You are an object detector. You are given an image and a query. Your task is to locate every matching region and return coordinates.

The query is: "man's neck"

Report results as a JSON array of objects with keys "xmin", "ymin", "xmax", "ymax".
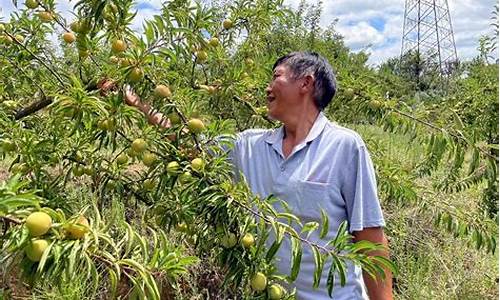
[{"xmin": 282, "ymin": 108, "xmax": 320, "ymax": 155}]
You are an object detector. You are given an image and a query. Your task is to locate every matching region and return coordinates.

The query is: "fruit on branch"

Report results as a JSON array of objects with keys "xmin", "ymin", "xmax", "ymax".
[
  {"xmin": 199, "ymin": 84, "xmax": 216, "ymax": 94},
  {"xmin": 111, "ymin": 39, "xmax": 127, "ymax": 52},
  {"xmin": 78, "ymin": 20, "xmax": 92, "ymax": 34},
  {"xmin": 104, "ymin": 118, "xmax": 116, "ymax": 130},
  {"xmin": 105, "ymin": 180, "xmax": 116, "ymax": 190},
  {"xmin": 176, "ymin": 222, "xmax": 188, "ymax": 232},
  {"xmin": 221, "ymin": 232, "xmax": 237, "ymax": 248},
  {"xmin": 142, "ymin": 152, "xmax": 157, "ymax": 167},
  {"xmin": 72, "ymin": 165, "xmax": 84, "ymax": 176},
  {"xmin": 195, "ymin": 50, "xmax": 208, "ymax": 63},
  {"xmin": 38, "ymin": 11, "xmax": 53, "ymax": 22},
  {"xmin": 62, "ymin": 32, "xmax": 76, "ymax": 44},
  {"xmin": 120, "ymin": 58, "xmax": 133, "ymax": 67},
  {"xmin": 82, "ymin": 165, "xmax": 94, "ymax": 176},
  {"xmin": 14, "ymin": 34, "xmax": 24, "ymax": 43},
  {"xmin": 70, "ymin": 21, "xmax": 81, "ymax": 33},
  {"xmin": 24, "ymin": 239, "xmax": 49, "ymax": 262},
  {"xmin": 154, "ymin": 84, "xmax": 172, "ymax": 98},
  {"xmin": 131, "ymin": 138, "xmax": 147, "ymax": 153},
  {"xmin": 72, "ymin": 153, "xmax": 82, "ymax": 162},
  {"xmin": 208, "ymin": 37, "xmax": 220, "ymax": 47},
  {"xmin": 78, "ymin": 49, "xmax": 90, "ymax": 58},
  {"xmin": 190, "ymin": 158, "xmax": 204, "ymax": 171},
  {"xmin": 250, "ymin": 272, "xmax": 267, "ymax": 291},
  {"xmin": 110, "ymin": 55, "xmax": 119, "ymax": 63},
  {"xmin": 166, "ymin": 161, "xmax": 180, "ymax": 175},
  {"xmin": 255, "ymin": 106, "xmax": 268, "ymax": 116},
  {"xmin": 344, "ymin": 88, "xmax": 355, "ymax": 99},
  {"xmin": 368, "ymin": 99, "xmax": 383, "ymax": 110},
  {"xmin": 25, "ymin": 0, "xmax": 39, "ymax": 9},
  {"xmin": 106, "ymin": 3, "xmax": 119, "ymax": 14},
  {"xmin": 128, "ymin": 67, "xmax": 144, "ymax": 82},
  {"xmin": 101, "ymin": 3, "xmax": 118, "ymax": 19},
  {"xmin": 268, "ymin": 284, "xmax": 284, "ymax": 299},
  {"xmin": 66, "ymin": 215, "xmax": 89, "ymax": 239},
  {"xmin": 97, "ymin": 120, "xmax": 107, "ymax": 130},
  {"xmin": 116, "ymin": 153, "xmax": 129, "ymax": 165},
  {"xmin": 179, "ymin": 171, "xmax": 192, "ymax": 183},
  {"xmin": 127, "ymin": 148, "xmax": 139, "ymax": 157},
  {"xmin": 143, "ymin": 179, "xmax": 156, "ymax": 191},
  {"xmin": 98, "ymin": 119, "xmax": 112, "ymax": 131},
  {"xmin": 168, "ymin": 112, "xmax": 181, "ymax": 125},
  {"xmin": 25, "ymin": 212, "xmax": 52, "ymax": 237},
  {"xmin": 2, "ymin": 139, "xmax": 15, "ymax": 152},
  {"xmin": 11, "ymin": 163, "xmax": 28, "ymax": 174},
  {"xmin": 1, "ymin": 35, "xmax": 13, "ymax": 44},
  {"xmin": 223, "ymin": 19, "xmax": 233, "ymax": 30},
  {"xmin": 241, "ymin": 233, "xmax": 255, "ymax": 248},
  {"xmin": 187, "ymin": 118, "xmax": 205, "ymax": 134}
]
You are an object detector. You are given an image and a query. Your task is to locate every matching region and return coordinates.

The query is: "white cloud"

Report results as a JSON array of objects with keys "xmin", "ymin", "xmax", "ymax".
[
  {"xmin": 284, "ymin": 0, "xmax": 497, "ymax": 65},
  {"xmin": 337, "ymin": 21, "xmax": 385, "ymax": 49},
  {"xmin": 2, "ymin": 0, "xmax": 497, "ymax": 66}
]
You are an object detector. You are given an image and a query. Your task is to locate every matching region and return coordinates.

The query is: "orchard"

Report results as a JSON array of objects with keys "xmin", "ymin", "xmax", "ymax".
[{"xmin": 0, "ymin": 1, "xmax": 498, "ymax": 299}]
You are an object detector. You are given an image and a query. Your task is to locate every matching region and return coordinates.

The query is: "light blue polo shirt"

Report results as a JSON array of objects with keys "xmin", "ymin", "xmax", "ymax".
[{"xmin": 228, "ymin": 112, "xmax": 385, "ymax": 299}]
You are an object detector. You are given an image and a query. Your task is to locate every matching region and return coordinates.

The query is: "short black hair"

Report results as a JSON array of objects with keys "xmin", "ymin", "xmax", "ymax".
[{"xmin": 273, "ymin": 51, "xmax": 337, "ymax": 110}]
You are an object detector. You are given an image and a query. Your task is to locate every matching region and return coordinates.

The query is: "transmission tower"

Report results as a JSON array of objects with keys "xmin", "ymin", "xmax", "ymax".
[{"xmin": 400, "ymin": 0, "xmax": 458, "ymax": 76}]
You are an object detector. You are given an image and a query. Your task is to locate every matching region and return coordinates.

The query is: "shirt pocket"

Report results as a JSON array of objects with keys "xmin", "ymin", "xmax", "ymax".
[{"xmin": 290, "ymin": 180, "xmax": 330, "ymax": 223}]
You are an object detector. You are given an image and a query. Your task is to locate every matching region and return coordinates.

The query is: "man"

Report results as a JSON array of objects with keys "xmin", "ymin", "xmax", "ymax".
[{"xmin": 125, "ymin": 51, "xmax": 392, "ymax": 299}]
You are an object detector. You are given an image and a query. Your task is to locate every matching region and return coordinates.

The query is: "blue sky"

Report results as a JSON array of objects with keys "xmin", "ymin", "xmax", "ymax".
[{"xmin": 0, "ymin": 0, "xmax": 497, "ymax": 66}]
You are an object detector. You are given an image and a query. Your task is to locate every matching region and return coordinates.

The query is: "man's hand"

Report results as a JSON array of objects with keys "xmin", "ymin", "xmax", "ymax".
[
  {"xmin": 123, "ymin": 84, "xmax": 142, "ymax": 108},
  {"xmin": 122, "ymin": 85, "xmax": 171, "ymax": 129}
]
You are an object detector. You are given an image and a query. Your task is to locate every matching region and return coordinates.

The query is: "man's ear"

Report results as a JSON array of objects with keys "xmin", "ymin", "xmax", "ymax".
[{"xmin": 300, "ymin": 74, "xmax": 315, "ymax": 92}]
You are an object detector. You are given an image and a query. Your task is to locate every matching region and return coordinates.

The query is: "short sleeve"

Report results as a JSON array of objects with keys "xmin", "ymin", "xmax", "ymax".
[{"xmin": 341, "ymin": 144, "xmax": 385, "ymax": 233}]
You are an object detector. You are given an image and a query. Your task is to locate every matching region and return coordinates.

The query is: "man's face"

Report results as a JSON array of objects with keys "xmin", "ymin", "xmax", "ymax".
[{"xmin": 265, "ymin": 64, "xmax": 302, "ymax": 121}]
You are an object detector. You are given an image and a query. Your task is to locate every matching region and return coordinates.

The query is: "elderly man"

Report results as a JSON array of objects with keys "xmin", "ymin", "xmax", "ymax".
[{"xmin": 125, "ymin": 51, "xmax": 392, "ymax": 299}]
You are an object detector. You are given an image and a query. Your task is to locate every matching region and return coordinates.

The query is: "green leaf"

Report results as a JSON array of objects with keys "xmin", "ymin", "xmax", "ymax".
[
  {"xmin": 290, "ymin": 237, "xmax": 302, "ymax": 281},
  {"xmin": 319, "ymin": 209, "xmax": 329, "ymax": 239},
  {"xmin": 277, "ymin": 212, "xmax": 302, "ymax": 224},
  {"xmin": 36, "ymin": 240, "xmax": 55, "ymax": 273},
  {"xmin": 326, "ymin": 259, "xmax": 337, "ymax": 297},
  {"xmin": 123, "ymin": 222, "xmax": 136, "ymax": 257},
  {"xmin": 67, "ymin": 240, "xmax": 80, "ymax": 277},
  {"xmin": 370, "ymin": 255, "xmax": 398, "ymax": 276},
  {"xmin": 119, "ymin": 258, "xmax": 147, "ymax": 274},
  {"xmin": 301, "ymin": 222, "xmax": 319, "ymax": 239},
  {"xmin": 331, "ymin": 255, "xmax": 347, "ymax": 287},
  {"xmin": 109, "ymin": 269, "xmax": 118, "ymax": 299},
  {"xmin": 328, "ymin": 221, "xmax": 350, "ymax": 249},
  {"xmin": 266, "ymin": 239, "xmax": 283, "ymax": 262},
  {"xmin": 311, "ymin": 245, "xmax": 324, "ymax": 289}
]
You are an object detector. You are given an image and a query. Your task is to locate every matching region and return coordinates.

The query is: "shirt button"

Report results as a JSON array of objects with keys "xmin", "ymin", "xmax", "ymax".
[{"xmin": 280, "ymin": 165, "xmax": 285, "ymax": 171}]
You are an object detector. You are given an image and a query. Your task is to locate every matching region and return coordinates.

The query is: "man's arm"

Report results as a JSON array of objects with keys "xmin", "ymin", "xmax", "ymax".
[
  {"xmin": 123, "ymin": 85, "xmax": 170, "ymax": 129},
  {"xmin": 353, "ymin": 227, "xmax": 393, "ymax": 300}
]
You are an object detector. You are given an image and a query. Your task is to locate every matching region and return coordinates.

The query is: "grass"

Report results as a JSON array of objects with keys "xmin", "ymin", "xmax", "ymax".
[{"xmin": 354, "ymin": 124, "xmax": 499, "ymax": 300}]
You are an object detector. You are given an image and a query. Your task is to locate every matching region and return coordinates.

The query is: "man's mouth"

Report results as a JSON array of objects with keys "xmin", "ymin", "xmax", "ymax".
[{"xmin": 267, "ymin": 96, "xmax": 275, "ymax": 103}]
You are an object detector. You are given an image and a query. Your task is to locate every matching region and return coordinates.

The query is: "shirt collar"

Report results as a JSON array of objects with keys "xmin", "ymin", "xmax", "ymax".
[{"xmin": 265, "ymin": 112, "xmax": 328, "ymax": 146}]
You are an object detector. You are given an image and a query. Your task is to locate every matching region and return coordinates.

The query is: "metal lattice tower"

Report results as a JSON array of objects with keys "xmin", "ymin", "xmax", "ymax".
[{"xmin": 400, "ymin": 0, "xmax": 458, "ymax": 75}]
